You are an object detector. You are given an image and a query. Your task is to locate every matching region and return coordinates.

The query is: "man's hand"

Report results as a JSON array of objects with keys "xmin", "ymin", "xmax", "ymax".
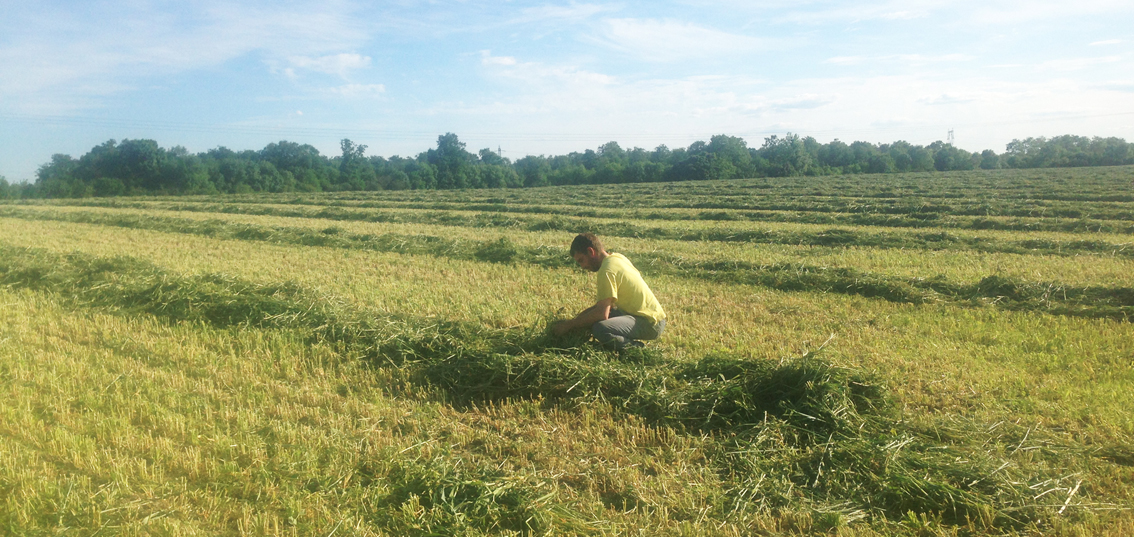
[{"xmin": 552, "ymin": 298, "xmax": 614, "ymax": 337}]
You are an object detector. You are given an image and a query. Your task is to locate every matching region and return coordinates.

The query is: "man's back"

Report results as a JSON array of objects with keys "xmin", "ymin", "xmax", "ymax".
[{"xmin": 596, "ymin": 253, "xmax": 665, "ymax": 325}]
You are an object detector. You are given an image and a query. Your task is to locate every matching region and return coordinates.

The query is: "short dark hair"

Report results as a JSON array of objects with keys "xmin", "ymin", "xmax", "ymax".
[{"xmin": 569, "ymin": 233, "xmax": 604, "ymax": 256}]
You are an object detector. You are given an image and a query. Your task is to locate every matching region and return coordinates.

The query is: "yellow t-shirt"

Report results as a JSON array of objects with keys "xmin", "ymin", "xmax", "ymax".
[{"xmin": 596, "ymin": 253, "xmax": 666, "ymax": 325}]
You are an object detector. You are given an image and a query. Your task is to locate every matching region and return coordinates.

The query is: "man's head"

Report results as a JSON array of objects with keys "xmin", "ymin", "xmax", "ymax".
[{"xmin": 570, "ymin": 233, "xmax": 606, "ymax": 272}]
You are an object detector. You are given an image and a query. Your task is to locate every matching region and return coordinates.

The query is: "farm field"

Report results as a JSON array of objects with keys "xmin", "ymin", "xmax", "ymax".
[{"xmin": 1, "ymin": 166, "xmax": 1132, "ymax": 535}]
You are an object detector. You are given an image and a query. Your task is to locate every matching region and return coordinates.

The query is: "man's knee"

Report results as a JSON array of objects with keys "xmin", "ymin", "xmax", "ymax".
[{"xmin": 591, "ymin": 321, "xmax": 622, "ymax": 345}]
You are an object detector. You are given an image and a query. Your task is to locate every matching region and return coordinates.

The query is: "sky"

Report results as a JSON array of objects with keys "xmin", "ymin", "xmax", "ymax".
[{"xmin": 1, "ymin": 0, "xmax": 1132, "ymax": 182}]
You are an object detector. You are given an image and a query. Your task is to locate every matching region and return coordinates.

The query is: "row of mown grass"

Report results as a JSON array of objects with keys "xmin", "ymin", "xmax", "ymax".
[
  {"xmin": 4, "ymin": 207, "xmax": 1132, "ymax": 321},
  {"xmin": 19, "ymin": 193, "xmax": 1134, "ymax": 234},
  {"xmin": 20, "ymin": 200, "xmax": 1134, "ymax": 249},
  {"xmin": 0, "ymin": 244, "xmax": 1102, "ymax": 534}
]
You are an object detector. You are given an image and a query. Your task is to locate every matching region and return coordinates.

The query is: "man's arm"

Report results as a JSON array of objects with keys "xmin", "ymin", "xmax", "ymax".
[{"xmin": 552, "ymin": 297, "xmax": 614, "ymax": 335}]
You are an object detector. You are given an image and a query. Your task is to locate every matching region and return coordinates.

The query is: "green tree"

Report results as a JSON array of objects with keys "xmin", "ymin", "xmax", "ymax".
[
  {"xmin": 651, "ymin": 144, "xmax": 672, "ymax": 165},
  {"xmin": 478, "ymin": 147, "xmax": 507, "ymax": 167},
  {"xmin": 339, "ymin": 139, "xmax": 376, "ymax": 189},
  {"xmin": 887, "ymin": 141, "xmax": 914, "ymax": 172},
  {"xmin": 929, "ymin": 141, "xmax": 975, "ymax": 171},
  {"xmin": 92, "ymin": 176, "xmax": 126, "ymax": 196},
  {"xmin": 979, "ymin": 150, "xmax": 1001, "ymax": 170},
  {"xmin": 427, "ymin": 133, "xmax": 476, "ymax": 189},
  {"xmin": 909, "ymin": 146, "xmax": 936, "ymax": 172},
  {"xmin": 478, "ymin": 164, "xmax": 521, "ymax": 188},
  {"xmin": 548, "ymin": 163, "xmax": 591, "ymax": 185},
  {"xmin": 819, "ymin": 139, "xmax": 854, "ymax": 169},
  {"xmin": 866, "ymin": 153, "xmax": 896, "ymax": 174},
  {"xmin": 35, "ymin": 154, "xmax": 79, "ymax": 198},
  {"xmin": 597, "ymin": 141, "xmax": 626, "ymax": 166},
  {"xmin": 514, "ymin": 155, "xmax": 551, "ymax": 188},
  {"xmin": 261, "ymin": 141, "xmax": 326, "ymax": 177},
  {"xmin": 116, "ymin": 139, "xmax": 166, "ymax": 192},
  {"xmin": 406, "ymin": 161, "xmax": 437, "ymax": 190},
  {"xmin": 760, "ymin": 134, "xmax": 813, "ymax": 177},
  {"xmin": 706, "ymin": 135, "xmax": 753, "ymax": 178}
]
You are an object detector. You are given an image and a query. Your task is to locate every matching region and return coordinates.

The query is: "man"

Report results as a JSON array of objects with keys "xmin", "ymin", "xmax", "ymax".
[{"xmin": 552, "ymin": 233, "xmax": 666, "ymax": 348}]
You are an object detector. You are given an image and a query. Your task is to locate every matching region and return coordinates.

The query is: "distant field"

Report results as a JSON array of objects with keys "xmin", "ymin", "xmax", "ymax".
[{"xmin": 2, "ymin": 166, "xmax": 1132, "ymax": 535}]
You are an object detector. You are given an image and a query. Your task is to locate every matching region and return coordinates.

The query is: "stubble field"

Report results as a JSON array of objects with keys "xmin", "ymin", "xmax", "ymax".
[{"xmin": 1, "ymin": 166, "xmax": 1132, "ymax": 535}]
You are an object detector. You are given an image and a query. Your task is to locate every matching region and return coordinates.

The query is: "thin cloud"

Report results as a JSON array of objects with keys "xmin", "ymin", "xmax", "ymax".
[
  {"xmin": 325, "ymin": 83, "xmax": 387, "ymax": 97},
  {"xmin": 1090, "ymin": 39, "xmax": 1123, "ymax": 46},
  {"xmin": 479, "ymin": 51, "xmax": 615, "ymax": 87},
  {"xmin": 1038, "ymin": 56, "xmax": 1123, "ymax": 71},
  {"xmin": 968, "ymin": 0, "xmax": 1134, "ymax": 24},
  {"xmin": 735, "ymin": 94, "xmax": 838, "ymax": 116},
  {"xmin": 287, "ymin": 53, "xmax": 372, "ymax": 78},
  {"xmin": 509, "ymin": 3, "xmax": 613, "ymax": 24},
  {"xmin": 771, "ymin": 0, "xmax": 941, "ymax": 25},
  {"xmin": 0, "ymin": 0, "xmax": 370, "ymax": 107},
  {"xmin": 824, "ymin": 54, "xmax": 971, "ymax": 66},
  {"xmin": 919, "ymin": 94, "xmax": 978, "ymax": 105},
  {"xmin": 718, "ymin": 0, "xmax": 1133, "ymax": 27},
  {"xmin": 585, "ymin": 18, "xmax": 771, "ymax": 62},
  {"xmin": 1096, "ymin": 81, "xmax": 1134, "ymax": 92},
  {"xmin": 825, "ymin": 56, "xmax": 867, "ymax": 66}
]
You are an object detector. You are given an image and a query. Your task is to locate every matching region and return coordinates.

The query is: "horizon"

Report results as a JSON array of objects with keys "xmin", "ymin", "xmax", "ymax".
[{"xmin": 2, "ymin": 0, "xmax": 1132, "ymax": 182}]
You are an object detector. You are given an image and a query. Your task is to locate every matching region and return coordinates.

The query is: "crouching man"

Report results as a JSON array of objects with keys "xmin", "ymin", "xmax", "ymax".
[{"xmin": 552, "ymin": 233, "xmax": 666, "ymax": 348}]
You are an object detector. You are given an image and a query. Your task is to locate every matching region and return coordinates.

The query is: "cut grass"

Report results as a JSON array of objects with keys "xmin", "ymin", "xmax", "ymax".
[
  {"xmin": 13, "ymin": 166, "xmax": 1134, "ymax": 231},
  {"xmin": 4, "ymin": 216, "xmax": 1131, "ymax": 441},
  {"xmin": 3, "ymin": 208, "xmax": 1132, "ymax": 320},
  {"xmin": 4, "ymin": 168, "xmax": 1134, "ymax": 534},
  {"xmin": 8, "ymin": 201, "xmax": 1133, "ymax": 257},
  {"xmin": 22, "ymin": 202, "xmax": 1134, "ymax": 289},
  {"xmin": 0, "ymin": 244, "xmax": 1108, "ymax": 533}
]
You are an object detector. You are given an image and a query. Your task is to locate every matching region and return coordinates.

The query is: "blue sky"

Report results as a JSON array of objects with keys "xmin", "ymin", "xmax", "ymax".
[{"xmin": 1, "ymin": 0, "xmax": 1132, "ymax": 182}]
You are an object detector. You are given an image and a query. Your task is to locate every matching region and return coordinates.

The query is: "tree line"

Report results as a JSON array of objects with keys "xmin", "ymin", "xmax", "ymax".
[{"xmin": 3, "ymin": 132, "xmax": 1132, "ymax": 198}]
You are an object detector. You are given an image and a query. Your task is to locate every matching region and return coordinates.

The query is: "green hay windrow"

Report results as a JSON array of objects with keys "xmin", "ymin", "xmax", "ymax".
[
  {"xmin": 9, "ymin": 199, "xmax": 1133, "ymax": 254},
  {"xmin": 4, "ymin": 208, "xmax": 1132, "ymax": 321},
  {"xmin": 14, "ymin": 165, "xmax": 1134, "ymax": 234}
]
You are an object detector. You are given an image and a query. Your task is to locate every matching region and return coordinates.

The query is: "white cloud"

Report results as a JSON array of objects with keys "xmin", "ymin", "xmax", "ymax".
[
  {"xmin": 1038, "ymin": 56, "xmax": 1123, "ymax": 71},
  {"xmin": 967, "ymin": 0, "xmax": 1134, "ymax": 24},
  {"xmin": 878, "ymin": 10, "xmax": 925, "ymax": 20},
  {"xmin": 463, "ymin": 52, "xmax": 1134, "ymax": 155},
  {"xmin": 769, "ymin": 0, "xmax": 942, "ymax": 25},
  {"xmin": 731, "ymin": 94, "xmax": 839, "ymax": 116},
  {"xmin": 509, "ymin": 3, "xmax": 612, "ymax": 24},
  {"xmin": 325, "ymin": 83, "xmax": 387, "ymax": 97},
  {"xmin": 0, "ymin": 0, "xmax": 371, "ymax": 111},
  {"xmin": 585, "ymin": 18, "xmax": 771, "ymax": 62},
  {"xmin": 703, "ymin": 0, "xmax": 1131, "ymax": 27},
  {"xmin": 919, "ymin": 94, "xmax": 978, "ymax": 105},
  {"xmin": 480, "ymin": 51, "xmax": 518, "ymax": 66},
  {"xmin": 287, "ymin": 53, "xmax": 372, "ymax": 78},
  {"xmin": 1090, "ymin": 39, "xmax": 1123, "ymax": 46},
  {"xmin": 480, "ymin": 51, "xmax": 615, "ymax": 88},
  {"xmin": 824, "ymin": 54, "xmax": 971, "ymax": 67},
  {"xmin": 1096, "ymin": 81, "xmax": 1134, "ymax": 92},
  {"xmin": 825, "ymin": 56, "xmax": 866, "ymax": 66}
]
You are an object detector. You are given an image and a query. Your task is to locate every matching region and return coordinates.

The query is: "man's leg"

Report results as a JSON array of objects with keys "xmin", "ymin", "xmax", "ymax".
[
  {"xmin": 592, "ymin": 309, "xmax": 664, "ymax": 348},
  {"xmin": 591, "ymin": 310, "xmax": 638, "ymax": 348}
]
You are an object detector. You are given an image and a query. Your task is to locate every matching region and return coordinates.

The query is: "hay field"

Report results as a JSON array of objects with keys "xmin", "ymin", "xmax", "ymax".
[{"xmin": 1, "ymin": 167, "xmax": 1132, "ymax": 535}]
